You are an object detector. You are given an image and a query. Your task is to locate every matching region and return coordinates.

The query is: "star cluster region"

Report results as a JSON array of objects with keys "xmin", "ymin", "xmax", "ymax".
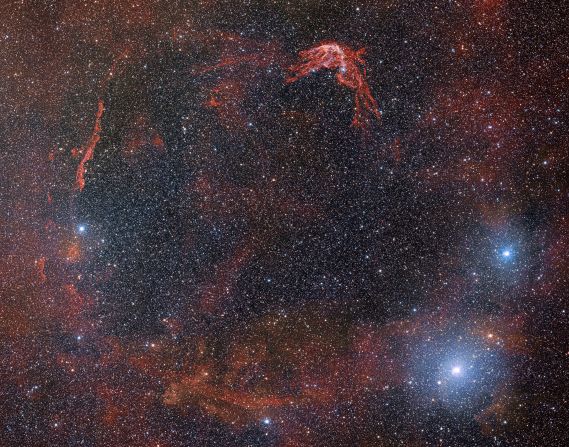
[{"xmin": 0, "ymin": 1, "xmax": 567, "ymax": 446}]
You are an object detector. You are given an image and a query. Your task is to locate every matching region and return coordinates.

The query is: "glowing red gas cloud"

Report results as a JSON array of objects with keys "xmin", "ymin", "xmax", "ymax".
[{"xmin": 287, "ymin": 42, "xmax": 381, "ymax": 129}]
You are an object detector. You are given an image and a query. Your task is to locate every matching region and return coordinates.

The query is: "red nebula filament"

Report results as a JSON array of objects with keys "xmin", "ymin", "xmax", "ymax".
[{"xmin": 287, "ymin": 42, "xmax": 381, "ymax": 129}]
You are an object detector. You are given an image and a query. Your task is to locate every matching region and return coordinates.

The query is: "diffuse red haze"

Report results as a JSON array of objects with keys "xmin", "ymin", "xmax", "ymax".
[{"xmin": 161, "ymin": 309, "xmax": 395, "ymax": 426}]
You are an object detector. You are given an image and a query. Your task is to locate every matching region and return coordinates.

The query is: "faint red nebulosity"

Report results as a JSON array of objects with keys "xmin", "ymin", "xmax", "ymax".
[
  {"xmin": 287, "ymin": 42, "xmax": 381, "ymax": 129},
  {"xmin": 468, "ymin": 312, "xmax": 531, "ymax": 357},
  {"xmin": 36, "ymin": 256, "xmax": 47, "ymax": 282},
  {"xmin": 192, "ymin": 173, "xmax": 320, "ymax": 226},
  {"xmin": 191, "ymin": 34, "xmax": 282, "ymax": 133},
  {"xmin": 61, "ymin": 284, "xmax": 94, "ymax": 333},
  {"xmin": 152, "ymin": 134, "xmax": 165, "ymax": 150},
  {"xmin": 122, "ymin": 114, "xmax": 166, "ymax": 160},
  {"xmin": 472, "ymin": 0, "xmax": 506, "ymax": 28},
  {"xmin": 45, "ymin": 219, "xmax": 57, "ymax": 232},
  {"xmin": 161, "ymin": 307, "xmax": 413, "ymax": 428},
  {"xmin": 161, "ymin": 317, "xmax": 183, "ymax": 338},
  {"xmin": 390, "ymin": 136, "xmax": 402, "ymax": 164},
  {"xmin": 188, "ymin": 172, "xmax": 322, "ymax": 315},
  {"xmin": 204, "ymin": 79, "xmax": 249, "ymax": 131},
  {"xmin": 192, "ymin": 33, "xmax": 280, "ymax": 77},
  {"xmin": 199, "ymin": 239, "xmax": 255, "ymax": 313},
  {"xmin": 414, "ymin": 79, "xmax": 526, "ymax": 218},
  {"xmin": 475, "ymin": 384, "xmax": 515, "ymax": 435},
  {"xmin": 75, "ymin": 99, "xmax": 105, "ymax": 191},
  {"xmin": 539, "ymin": 218, "xmax": 569, "ymax": 300},
  {"xmin": 102, "ymin": 47, "xmax": 132, "ymax": 88},
  {"xmin": 66, "ymin": 241, "xmax": 81, "ymax": 261},
  {"xmin": 196, "ymin": 53, "xmax": 274, "ymax": 76}
]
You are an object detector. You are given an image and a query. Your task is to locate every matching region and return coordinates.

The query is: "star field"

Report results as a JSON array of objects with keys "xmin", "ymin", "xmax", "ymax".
[{"xmin": 0, "ymin": 1, "xmax": 568, "ymax": 446}]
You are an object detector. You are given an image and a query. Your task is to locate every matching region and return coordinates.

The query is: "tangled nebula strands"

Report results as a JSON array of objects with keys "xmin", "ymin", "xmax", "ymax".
[{"xmin": 287, "ymin": 42, "xmax": 381, "ymax": 129}]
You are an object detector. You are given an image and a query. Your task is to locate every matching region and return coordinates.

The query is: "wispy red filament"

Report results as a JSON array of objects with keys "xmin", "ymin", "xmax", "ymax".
[{"xmin": 75, "ymin": 99, "xmax": 104, "ymax": 191}]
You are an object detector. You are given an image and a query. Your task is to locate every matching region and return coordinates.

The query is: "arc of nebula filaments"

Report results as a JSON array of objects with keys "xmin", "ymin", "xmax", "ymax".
[{"xmin": 287, "ymin": 42, "xmax": 381, "ymax": 130}]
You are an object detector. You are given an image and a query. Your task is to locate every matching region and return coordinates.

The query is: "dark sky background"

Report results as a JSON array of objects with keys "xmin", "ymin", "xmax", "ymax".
[{"xmin": 0, "ymin": 1, "xmax": 568, "ymax": 446}]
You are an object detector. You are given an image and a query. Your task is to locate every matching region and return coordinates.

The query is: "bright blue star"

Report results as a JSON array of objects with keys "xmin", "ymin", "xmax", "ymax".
[
  {"xmin": 262, "ymin": 418, "xmax": 271, "ymax": 425},
  {"xmin": 78, "ymin": 225, "xmax": 86, "ymax": 233},
  {"xmin": 498, "ymin": 246, "xmax": 514, "ymax": 262}
]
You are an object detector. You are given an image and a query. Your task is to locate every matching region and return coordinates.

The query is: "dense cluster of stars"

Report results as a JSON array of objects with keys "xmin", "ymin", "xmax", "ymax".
[{"xmin": 0, "ymin": 1, "xmax": 567, "ymax": 446}]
